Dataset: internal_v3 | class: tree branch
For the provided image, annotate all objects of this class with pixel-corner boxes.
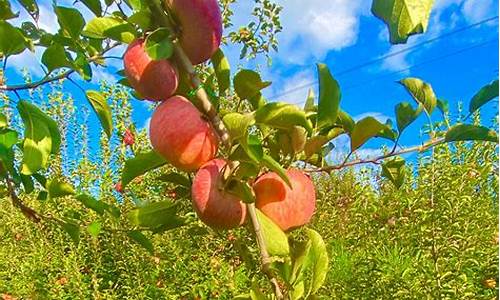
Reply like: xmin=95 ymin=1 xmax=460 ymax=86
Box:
xmin=307 ymin=137 xmax=446 ymax=173
xmin=0 ymin=43 xmax=120 ymax=92
xmin=0 ymin=70 xmax=75 ymax=91
xmin=247 ymin=203 xmax=284 ymax=299
xmin=149 ymin=1 xmax=282 ymax=297
xmin=4 ymin=175 xmax=41 ymax=223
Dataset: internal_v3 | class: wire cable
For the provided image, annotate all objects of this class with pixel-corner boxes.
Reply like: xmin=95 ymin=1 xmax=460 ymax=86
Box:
xmin=286 ymin=37 xmax=498 ymax=106
xmin=268 ymin=15 xmax=498 ymax=101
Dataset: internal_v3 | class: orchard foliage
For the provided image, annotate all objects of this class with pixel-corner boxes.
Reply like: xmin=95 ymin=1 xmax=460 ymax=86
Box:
xmin=0 ymin=0 xmax=498 ymax=298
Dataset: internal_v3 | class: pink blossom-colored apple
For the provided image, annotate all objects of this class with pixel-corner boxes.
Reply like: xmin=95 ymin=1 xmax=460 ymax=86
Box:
xmin=123 ymin=38 xmax=178 ymax=101
xmin=149 ymin=96 xmax=219 ymax=172
xmin=166 ymin=0 xmax=222 ymax=64
xmin=253 ymin=169 xmax=316 ymax=231
xmin=191 ymin=159 xmax=247 ymax=229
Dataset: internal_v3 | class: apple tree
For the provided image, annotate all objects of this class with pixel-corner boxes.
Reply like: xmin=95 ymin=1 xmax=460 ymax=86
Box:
xmin=0 ymin=0 xmax=498 ymax=298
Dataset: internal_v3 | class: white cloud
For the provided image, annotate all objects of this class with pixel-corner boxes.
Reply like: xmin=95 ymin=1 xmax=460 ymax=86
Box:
xmin=461 ymin=0 xmax=495 ymax=23
xmin=354 ymin=112 xmax=391 ymax=123
xmin=376 ymin=0 xmax=497 ymax=73
xmin=266 ymin=68 xmax=316 ymax=106
xmin=91 ymin=67 xmax=118 ymax=84
xmin=274 ymin=0 xmax=367 ymax=63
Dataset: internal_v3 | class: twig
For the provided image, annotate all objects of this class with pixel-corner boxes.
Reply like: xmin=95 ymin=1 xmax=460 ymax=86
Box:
xmin=4 ymin=175 xmax=41 ymax=223
xmin=307 ymin=138 xmax=446 ymax=173
xmin=0 ymin=43 xmax=120 ymax=92
xmin=247 ymin=203 xmax=284 ymax=299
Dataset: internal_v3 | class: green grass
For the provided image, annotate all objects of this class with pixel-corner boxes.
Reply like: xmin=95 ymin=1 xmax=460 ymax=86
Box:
xmin=0 ymin=142 xmax=497 ymax=299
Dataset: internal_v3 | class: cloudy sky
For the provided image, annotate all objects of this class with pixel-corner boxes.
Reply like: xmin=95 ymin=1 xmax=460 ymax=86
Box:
xmin=3 ymin=0 xmax=499 ymax=162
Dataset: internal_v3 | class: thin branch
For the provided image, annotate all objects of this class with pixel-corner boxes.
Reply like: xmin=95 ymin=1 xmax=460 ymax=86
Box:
xmin=0 ymin=43 xmax=120 ymax=92
xmin=307 ymin=137 xmax=446 ymax=173
xmin=0 ymin=70 xmax=75 ymax=91
xmin=247 ymin=203 xmax=284 ymax=299
xmin=5 ymin=175 xmax=41 ymax=223
xmin=148 ymin=1 xmax=282 ymax=297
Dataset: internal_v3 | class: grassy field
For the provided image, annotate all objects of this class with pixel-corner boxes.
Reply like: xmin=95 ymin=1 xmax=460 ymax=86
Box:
xmin=0 ymin=140 xmax=497 ymax=299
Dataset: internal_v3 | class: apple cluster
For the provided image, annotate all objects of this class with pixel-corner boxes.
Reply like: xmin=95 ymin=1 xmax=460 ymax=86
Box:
xmin=123 ymin=0 xmax=316 ymax=231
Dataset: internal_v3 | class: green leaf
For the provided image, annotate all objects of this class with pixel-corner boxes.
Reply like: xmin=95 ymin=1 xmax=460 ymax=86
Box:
xmin=241 ymin=134 xmax=264 ymax=164
xmin=80 ymin=0 xmax=102 ymax=16
xmin=41 ymin=44 xmax=74 ymax=73
xmin=211 ymin=48 xmax=230 ymax=94
xmin=262 ymin=154 xmax=291 ymax=188
xmin=222 ymin=112 xmax=255 ymax=143
xmin=144 ymin=28 xmax=173 ymax=60
xmin=17 ymin=101 xmax=61 ymax=175
xmin=0 ymin=20 xmax=27 ymax=57
xmin=350 ymin=117 xmax=386 ymax=151
xmin=74 ymin=53 xmax=93 ymax=81
xmin=128 ymin=10 xmax=151 ymax=30
xmin=75 ymin=193 xmax=109 ymax=215
xmin=55 ymin=6 xmax=85 ymax=38
xmin=0 ymin=129 xmax=18 ymax=149
xmin=0 ymin=0 xmax=18 ymax=20
xmin=0 ymin=113 xmax=6 ymax=128
xmin=256 ymin=209 xmax=290 ymax=257
xmin=127 ymin=230 xmax=154 ymax=254
xmin=317 ymin=63 xmax=341 ymax=131
xmin=157 ymin=172 xmax=191 ymax=187
xmin=226 ymin=179 xmax=255 ymax=204
xmin=399 ymin=77 xmax=437 ymax=114
xmin=395 ymin=102 xmax=422 ymax=133
xmin=469 ymin=79 xmax=499 ymax=114
xmin=86 ymin=91 xmax=113 ymax=138
xmin=121 ymin=151 xmax=167 ymax=187
xmin=305 ymin=229 xmax=329 ymax=295
xmin=234 ymin=70 xmax=271 ymax=102
xmin=436 ymin=99 xmax=449 ymax=115
xmin=87 ymin=221 xmax=102 ymax=237
xmin=445 ymin=124 xmax=498 ymax=143
xmin=60 ymin=220 xmax=80 ymax=244
xmin=255 ymin=102 xmax=313 ymax=134
xmin=83 ymin=16 xmax=137 ymax=43
xmin=20 ymin=174 xmax=34 ymax=193
xmin=337 ymin=110 xmax=355 ymax=134
xmin=17 ymin=0 xmax=38 ymax=21
xmin=372 ymin=0 xmax=434 ymax=44
xmin=128 ymin=201 xmax=183 ymax=230
xmin=381 ymin=157 xmax=406 ymax=188
xmin=304 ymin=89 xmax=316 ymax=112
xmin=47 ymin=177 xmax=75 ymax=198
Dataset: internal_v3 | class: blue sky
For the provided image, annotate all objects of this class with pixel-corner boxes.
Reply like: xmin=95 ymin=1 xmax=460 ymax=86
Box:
xmin=3 ymin=0 xmax=499 ymax=163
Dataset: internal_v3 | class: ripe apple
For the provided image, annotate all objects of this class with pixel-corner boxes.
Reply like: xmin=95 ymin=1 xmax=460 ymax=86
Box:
xmin=166 ymin=0 xmax=222 ymax=64
xmin=253 ymin=169 xmax=316 ymax=231
xmin=123 ymin=129 xmax=135 ymax=146
xmin=191 ymin=159 xmax=247 ymax=229
xmin=149 ymin=96 xmax=219 ymax=172
xmin=123 ymin=38 xmax=178 ymax=101
xmin=115 ymin=182 xmax=123 ymax=193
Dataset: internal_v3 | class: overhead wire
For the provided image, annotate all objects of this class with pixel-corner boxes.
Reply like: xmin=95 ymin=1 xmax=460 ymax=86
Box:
xmin=268 ymin=15 xmax=499 ymax=101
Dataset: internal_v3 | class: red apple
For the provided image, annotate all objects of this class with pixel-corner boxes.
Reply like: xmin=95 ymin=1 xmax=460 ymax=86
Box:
xmin=123 ymin=38 xmax=178 ymax=101
xmin=167 ymin=0 xmax=222 ymax=64
xmin=115 ymin=182 xmax=124 ymax=193
xmin=253 ymin=169 xmax=316 ymax=231
xmin=149 ymin=96 xmax=219 ymax=172
xmin=123 ymin=129 xmax=135 ymax=146
xmin=191 ymin=159 xmax=247 ymax=229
